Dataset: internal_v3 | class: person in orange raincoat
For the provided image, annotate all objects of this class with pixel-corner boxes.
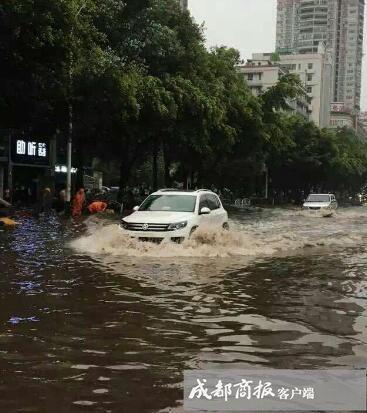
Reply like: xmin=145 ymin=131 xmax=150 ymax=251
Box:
xmin=72 ymin=188 xmax=86 ymax=217
xmin=87 ymin=201 xmax=108 ymax=215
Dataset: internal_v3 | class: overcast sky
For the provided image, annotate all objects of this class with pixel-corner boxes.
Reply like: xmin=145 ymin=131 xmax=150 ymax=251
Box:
xmin=189 ymin=0 xmax=367 ymax=110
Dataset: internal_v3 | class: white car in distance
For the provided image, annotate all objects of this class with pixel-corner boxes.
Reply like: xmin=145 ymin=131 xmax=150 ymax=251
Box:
xmin=120 ymin=189 xmax=229 ymax=243
xmin=303 ymin=193 xmax=338 ymax=216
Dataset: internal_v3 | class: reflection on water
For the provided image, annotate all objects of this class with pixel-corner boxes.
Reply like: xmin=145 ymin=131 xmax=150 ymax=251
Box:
xmin=0 ymin=208 xmax=367 ymax=411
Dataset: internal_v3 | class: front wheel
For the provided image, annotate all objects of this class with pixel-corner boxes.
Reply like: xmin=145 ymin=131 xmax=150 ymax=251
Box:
xmin=189 ymin=226 xmax=198 ymax=238
xmin=222 ymin=222 xmax=229 ymax=230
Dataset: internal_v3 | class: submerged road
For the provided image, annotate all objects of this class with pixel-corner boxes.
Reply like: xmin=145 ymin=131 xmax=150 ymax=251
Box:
xmin=1 ymin=208 xmax=367 ymax=412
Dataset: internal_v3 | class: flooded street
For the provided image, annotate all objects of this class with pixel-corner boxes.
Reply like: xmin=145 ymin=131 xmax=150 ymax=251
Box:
xmin=1 ymin=208 xmax=367 ymax=412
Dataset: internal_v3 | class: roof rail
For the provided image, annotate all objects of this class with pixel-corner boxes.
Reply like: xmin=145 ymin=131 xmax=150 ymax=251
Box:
xmin=158 ymin=188 xmax=195 ymax=192
xmin=159 ymin=188 xmax=178 ymax=192
xmin=195 ymin=188 xmax=212 ymax=192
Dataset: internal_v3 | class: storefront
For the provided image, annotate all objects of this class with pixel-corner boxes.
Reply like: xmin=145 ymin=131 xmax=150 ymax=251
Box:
xmin=9 ymin=136 xmax=56 ymax=204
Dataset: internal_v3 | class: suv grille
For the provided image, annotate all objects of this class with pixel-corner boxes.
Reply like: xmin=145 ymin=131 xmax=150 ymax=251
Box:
xmin=125 ymin=223 xmax=170 ymax=232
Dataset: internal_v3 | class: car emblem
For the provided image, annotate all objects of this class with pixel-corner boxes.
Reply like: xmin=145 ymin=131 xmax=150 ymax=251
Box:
xmin=142 ymin=223 xmax=149 ymax=231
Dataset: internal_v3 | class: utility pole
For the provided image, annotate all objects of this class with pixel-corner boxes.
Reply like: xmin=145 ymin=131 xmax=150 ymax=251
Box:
xmin=66 ymin=41 xmax=73 ymax=204
xmin=66 ymin=2 xmax=86 ymax=205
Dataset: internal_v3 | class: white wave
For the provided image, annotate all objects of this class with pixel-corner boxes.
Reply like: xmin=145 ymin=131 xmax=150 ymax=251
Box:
xmin=70 ymin=207 xmax=367 ymax=258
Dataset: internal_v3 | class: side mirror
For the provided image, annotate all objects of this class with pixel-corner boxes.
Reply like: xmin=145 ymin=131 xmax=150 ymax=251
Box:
xmin=200 ymin=207 xmax=211 ymax=215
xmin=133 ymin=206 xmax=139 ymax=211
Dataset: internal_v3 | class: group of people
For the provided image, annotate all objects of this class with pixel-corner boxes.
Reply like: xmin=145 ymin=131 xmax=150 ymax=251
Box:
xmin=70 ymin=187 xmax=108 ymax=217
xmin=1 ymin=186 xmax=111 ymax=218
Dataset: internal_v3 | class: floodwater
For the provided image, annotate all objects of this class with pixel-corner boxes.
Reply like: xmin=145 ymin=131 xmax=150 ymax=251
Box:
xmin=1 ymin=207 xmax=367 ymax=412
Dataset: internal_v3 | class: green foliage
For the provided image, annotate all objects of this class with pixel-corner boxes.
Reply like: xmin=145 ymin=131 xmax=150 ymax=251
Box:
xmin=1 ymin=0 xmax=367 ymax=198
xmin=270 ymin=52 xmax=280 ymax=62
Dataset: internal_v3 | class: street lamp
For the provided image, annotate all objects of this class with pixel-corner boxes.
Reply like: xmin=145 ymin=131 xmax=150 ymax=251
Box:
xmin=66 ymin=2 xmax=86 ymax=205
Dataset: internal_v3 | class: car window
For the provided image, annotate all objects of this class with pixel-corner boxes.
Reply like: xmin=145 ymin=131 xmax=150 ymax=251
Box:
xmin=139 ymin=195 xmax=197 ymax=212
xmin=306 ymin=195 xmax=331 ymax=203
xmin=199 ymin=195 xmax=209 ymax=211
xmin=207 ymin=194 xmax=220 ymax=210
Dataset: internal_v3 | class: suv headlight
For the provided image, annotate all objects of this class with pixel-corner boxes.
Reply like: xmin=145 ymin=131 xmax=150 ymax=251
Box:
xmin=168 ymin=221 xmax=187 ymax=230
xmin=120 ymin=220 xmax=129 ymax=229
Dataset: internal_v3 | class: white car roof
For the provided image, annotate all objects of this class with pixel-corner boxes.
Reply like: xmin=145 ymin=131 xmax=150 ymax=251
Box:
xmin=307 ymin=193 xmax=335 ymax=196
xmin=152 ymin=189 xmax=215 ymax=196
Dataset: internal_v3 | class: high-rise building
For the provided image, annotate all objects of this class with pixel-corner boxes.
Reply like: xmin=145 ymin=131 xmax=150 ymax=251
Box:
xmin=297 ymin=0 xmax=329 ymax=54
xmin=276 ymin=0 xmax=300 ymax=53
xmin=276 ymin=0 xmax=365 ymax=113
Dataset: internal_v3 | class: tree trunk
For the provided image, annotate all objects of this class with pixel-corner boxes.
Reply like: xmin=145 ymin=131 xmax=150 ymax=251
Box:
xmin=75 ymin=137 xmax=84 ymax=189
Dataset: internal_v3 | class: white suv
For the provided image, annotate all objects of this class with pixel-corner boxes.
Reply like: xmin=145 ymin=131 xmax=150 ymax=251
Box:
xmin=120 ymin=189 xmax=229 ymax=243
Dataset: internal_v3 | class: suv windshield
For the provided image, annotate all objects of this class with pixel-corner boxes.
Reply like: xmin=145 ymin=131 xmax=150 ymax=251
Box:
xmin=139 ymin=195 xmax=197 ymax=212
xmin=306 ymin=195 xmax=330 ymax=203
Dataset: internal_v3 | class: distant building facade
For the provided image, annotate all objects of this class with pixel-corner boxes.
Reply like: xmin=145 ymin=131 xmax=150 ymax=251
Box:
xmin=246 ymin=48 xmax=332 ymax=128
xmin=330 ymin=102 xmax=356 ymax=129
xmin=237 ymin=56 xmax=311 ymax=120
xmin=276 ymin=0 xmax=365 ymax=113
xmin=356 ymin=111 xmax=367 ymax=141
xmin=330 ymin=103 xmax=367 ymax=141
xmin=278 ymin=45 xmax=332 ymax=128
xmin=358 ymin=111 xmax=367 ymax=129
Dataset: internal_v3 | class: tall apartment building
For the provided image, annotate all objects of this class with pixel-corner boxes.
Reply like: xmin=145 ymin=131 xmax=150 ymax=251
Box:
xmin=276 ymin=0 xmax=365 ymax=113
xmin=276 ymin=0 xmax=300 ymax=53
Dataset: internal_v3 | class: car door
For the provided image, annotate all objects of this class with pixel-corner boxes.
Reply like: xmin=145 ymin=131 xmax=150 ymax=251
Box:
xmin=213 ymin=195 xmax=227 ymax=225
xmin=206 ymin=194 xmax=224 ymax=227
xmin=197 ymin=194 xmax=211 ymax=227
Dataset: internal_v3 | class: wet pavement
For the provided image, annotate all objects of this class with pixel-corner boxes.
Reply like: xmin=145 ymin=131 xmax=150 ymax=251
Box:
xmin=1 ymin=208 xmax=367 ymax=412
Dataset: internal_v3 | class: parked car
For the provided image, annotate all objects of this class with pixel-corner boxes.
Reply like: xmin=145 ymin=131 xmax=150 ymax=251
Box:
xmin=303 ymin=193 xmax=338 ymax=216
xmin=120 ymin=189 xmax=229 ymax=243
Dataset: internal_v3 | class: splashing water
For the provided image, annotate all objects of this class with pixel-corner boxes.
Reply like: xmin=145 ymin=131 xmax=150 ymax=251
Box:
xmin=70 ymin=207 xmax=367 ymax=259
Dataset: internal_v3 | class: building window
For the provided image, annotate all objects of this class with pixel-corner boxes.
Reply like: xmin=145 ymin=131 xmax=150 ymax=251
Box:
xmin=307 ymin=86 xmax=312 ymax=93
xmin=247 ymin=73 xmax=253 ymax=81
xmin=258 ymin=73 xmax=262 ymax=80
xmin=298 ymin=64 xmax=302 ymax=70
xmin=307 ymin=74 xmax=313 ymax=81
xmin=308 ymin=63 xmax=313 ymax=70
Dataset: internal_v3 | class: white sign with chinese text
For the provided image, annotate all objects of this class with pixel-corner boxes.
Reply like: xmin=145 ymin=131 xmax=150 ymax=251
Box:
xmin=184 ymin=369 xmax=366 ymax=411
xmin=16 ymin=140 xmax=47 ymax=158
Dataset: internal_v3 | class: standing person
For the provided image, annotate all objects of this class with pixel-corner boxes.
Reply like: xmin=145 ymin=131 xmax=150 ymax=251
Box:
xmin=42 ymin=188 xmax=53 ymax=213
xmin=59 ymin=187 xmax=66 ymax=203
xmin=72 ymin=188 xmax=86 ymax=217
xmin=54 ymin=186 xmax=66 ymax=213
xmin=3 ymin=189 xmax=11 ymax=204
xmin=33 ymin=187 xmax=53 ymax=217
